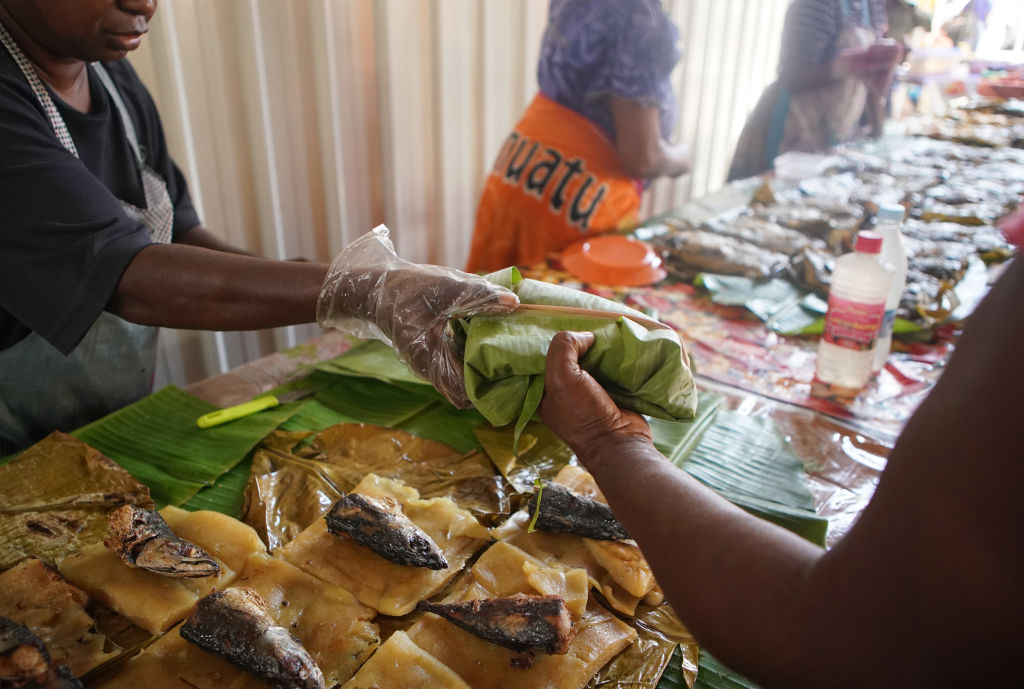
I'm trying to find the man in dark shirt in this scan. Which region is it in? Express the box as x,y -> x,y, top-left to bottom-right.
0,0 -> 517,452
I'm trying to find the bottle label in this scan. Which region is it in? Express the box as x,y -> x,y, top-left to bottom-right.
823,296 -> 885,351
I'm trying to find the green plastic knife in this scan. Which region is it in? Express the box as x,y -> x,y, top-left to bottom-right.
196,387 -> 317,428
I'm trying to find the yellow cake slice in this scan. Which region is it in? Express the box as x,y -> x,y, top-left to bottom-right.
406,541 -> 636,689
90,624 -> 251,689
282,473 -> 490,616
59,507 -> 266,633
95,553 -> 380,689
492,465 -> 660,614
340,630 -> 470,689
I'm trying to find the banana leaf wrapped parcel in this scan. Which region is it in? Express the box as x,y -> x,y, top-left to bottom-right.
453,268 -> 697,432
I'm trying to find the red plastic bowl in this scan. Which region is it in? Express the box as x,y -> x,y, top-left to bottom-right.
561,235 -> 666,286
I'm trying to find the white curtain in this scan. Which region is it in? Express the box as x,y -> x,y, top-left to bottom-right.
134,0 -> 790,388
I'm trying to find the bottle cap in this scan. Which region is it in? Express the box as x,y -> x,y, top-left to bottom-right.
855,230 -> 883,254
877,203 -> 905,222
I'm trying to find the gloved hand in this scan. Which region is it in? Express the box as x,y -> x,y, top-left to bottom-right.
539,331 -> 652,462
317,225 -> 519,408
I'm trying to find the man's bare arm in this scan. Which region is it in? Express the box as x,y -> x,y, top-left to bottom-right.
108,243 -> 327,331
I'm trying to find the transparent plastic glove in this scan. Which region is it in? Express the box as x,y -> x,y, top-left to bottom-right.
317,225 -> 519,407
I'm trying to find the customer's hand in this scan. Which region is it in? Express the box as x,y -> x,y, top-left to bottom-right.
834,40 -> 901,83
317,226 -> 519,407
540,331 -> 652,463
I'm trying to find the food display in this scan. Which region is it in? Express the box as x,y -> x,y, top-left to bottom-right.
0,432 -> 152,571
406,541 -> 636,687
59,506 -> 266,634
1,413 -> 687,689
281,473 -> 491,617
650,128 -> 1019,330
493,465 -> 661,617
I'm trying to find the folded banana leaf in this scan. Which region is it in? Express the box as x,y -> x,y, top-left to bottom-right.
242,422 -> 510,550
455,268 -> 697,437
691,651 -> 761,689
0,432 -> 153,569
601,603 -> 700,689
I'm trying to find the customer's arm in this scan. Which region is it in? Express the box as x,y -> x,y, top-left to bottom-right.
540,259 -> 1024,688
610,98 -> 690,179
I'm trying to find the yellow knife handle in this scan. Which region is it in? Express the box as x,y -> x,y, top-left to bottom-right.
196,394 -> 280,428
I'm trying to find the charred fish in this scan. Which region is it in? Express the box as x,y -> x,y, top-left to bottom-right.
180,587 -> 324,689
325,492 -> 448,570
417,594 -> 575,655
528,482 -> 630,541
104,505 -> 220,578
0,616 -> 81,689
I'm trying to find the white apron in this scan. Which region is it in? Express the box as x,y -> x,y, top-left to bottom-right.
0,22 -> 174,453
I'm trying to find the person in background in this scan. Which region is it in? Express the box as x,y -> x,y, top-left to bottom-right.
886,0 -> 932,47
539,257 -> 1023,687
465,0 -> 691,274
728,0 -> 901,181
0,0 -> 517,454
941,0 -> 991,50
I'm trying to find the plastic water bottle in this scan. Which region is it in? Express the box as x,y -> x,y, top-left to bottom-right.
871,203 -> 909,373
816,231 -> 894,392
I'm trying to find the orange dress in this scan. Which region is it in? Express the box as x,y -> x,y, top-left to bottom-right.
465,94 -> 641,273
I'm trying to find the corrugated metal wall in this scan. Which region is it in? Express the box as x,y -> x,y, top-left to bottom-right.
132,0 -> 790,387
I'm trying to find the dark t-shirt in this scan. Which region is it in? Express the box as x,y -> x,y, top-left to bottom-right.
0,52 -> 200,354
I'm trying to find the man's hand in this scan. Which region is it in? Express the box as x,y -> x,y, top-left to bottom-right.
539,331 -> 652,463
373,265 -> 519,407
317,226 -> 518,408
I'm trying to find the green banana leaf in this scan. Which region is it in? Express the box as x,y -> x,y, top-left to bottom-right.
455,268 -> 697,434
73,386 -> 298,507
691,651 -> 761,689
315,339 -> 427,387
676,411 -> 827,546
181,455 -> 253,516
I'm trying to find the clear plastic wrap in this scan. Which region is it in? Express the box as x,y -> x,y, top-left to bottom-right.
316,225 -> 519,407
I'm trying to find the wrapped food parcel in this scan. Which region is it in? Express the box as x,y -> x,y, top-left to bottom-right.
454,268 -> 697,429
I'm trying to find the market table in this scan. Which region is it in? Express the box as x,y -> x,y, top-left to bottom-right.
185,326 -> 889,551
7,102 -> 1019,689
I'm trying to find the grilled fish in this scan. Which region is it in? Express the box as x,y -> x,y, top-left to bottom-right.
104,505 -> 220,578
653,228 -> 790,280
180,587 -> 325,689
416,594 -> 575,655
528,482 -> 630,541
0,616 -> 81,689
325,492 -> 448,569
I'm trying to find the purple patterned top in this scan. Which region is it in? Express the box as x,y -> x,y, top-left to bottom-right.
537,0 -> 681,142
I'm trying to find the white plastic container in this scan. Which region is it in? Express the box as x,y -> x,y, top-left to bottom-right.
816,231 -> 894,392
872,203 -> 909,373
